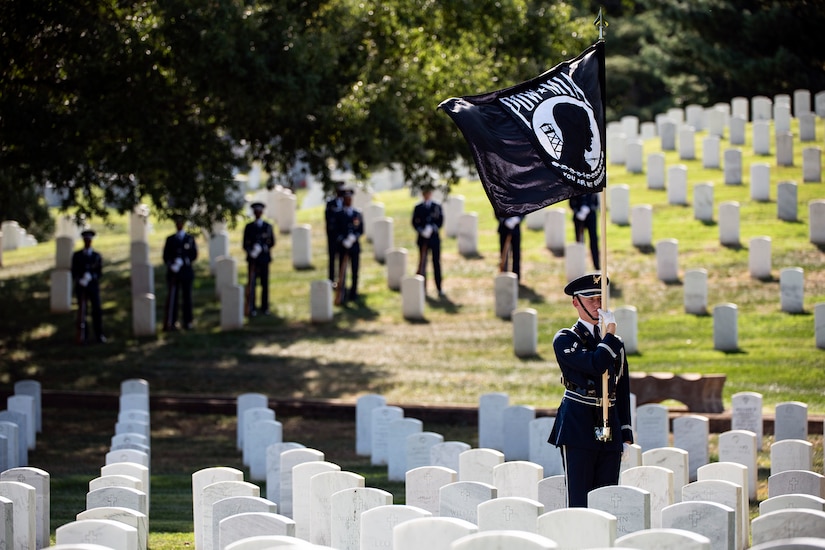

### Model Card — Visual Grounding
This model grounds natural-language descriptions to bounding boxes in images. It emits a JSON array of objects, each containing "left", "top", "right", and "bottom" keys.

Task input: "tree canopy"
[{"left": 2, "top": 0, "right": 823, "bottom": 235}]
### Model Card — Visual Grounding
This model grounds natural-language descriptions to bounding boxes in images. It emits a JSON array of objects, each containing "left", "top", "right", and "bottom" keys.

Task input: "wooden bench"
[{"left": 630, "top": 372, "right": 726, "bottom": 413}]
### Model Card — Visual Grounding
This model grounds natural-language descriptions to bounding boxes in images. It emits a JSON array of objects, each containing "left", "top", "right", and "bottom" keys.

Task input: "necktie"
[{"left": 594, "top": 325, "right": 601, "bottom": 340}]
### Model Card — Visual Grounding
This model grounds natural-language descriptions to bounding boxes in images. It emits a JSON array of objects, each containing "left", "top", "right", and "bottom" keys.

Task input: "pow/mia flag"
[{"left": 438, "top": 41, "right": 606, "bottom": 218}]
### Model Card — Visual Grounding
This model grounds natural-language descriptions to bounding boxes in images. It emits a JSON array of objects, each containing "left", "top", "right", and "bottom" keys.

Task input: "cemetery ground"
[{"left": 1, "top": 116, "right": 825, "bottom": 546}]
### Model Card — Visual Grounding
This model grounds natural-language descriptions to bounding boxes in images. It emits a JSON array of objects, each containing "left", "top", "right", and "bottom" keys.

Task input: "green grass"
[{"left": 1, "top": 116, "right": 824, "bottom": 547}]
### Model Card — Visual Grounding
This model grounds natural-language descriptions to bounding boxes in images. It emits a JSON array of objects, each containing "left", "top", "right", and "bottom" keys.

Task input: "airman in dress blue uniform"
[
  {"left": 243, "top": 202, "right": 275, "bottom": 316},
  {"left": 162, "top": 214, "right": 198, "bottom": 330},
  {"left": 497, "top": 215, "right": 522, "bottom": 279},
  {"left": 548, "top": 272, "right": 633, "bottom": 507},
  {"left": 332, "top": 187, "right": 363, "bottom": 302},
  {"left": 412, "top": 185, "right": 445, "bottom": 297},
  {"left": 570, "top": 193, "right": 600, "bottom": 269},
  {"left": 71, "top": 229, "right": 106, "bottom": 343}
]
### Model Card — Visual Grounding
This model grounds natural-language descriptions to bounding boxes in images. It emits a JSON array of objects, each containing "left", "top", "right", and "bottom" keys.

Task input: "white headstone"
[
  {"left": 329, "top": 486, "right": 390, "bottom": 550},
  {"left": 308, "top": 470, "right": 365, "bottom": 546},
  {"left": 780, "top": 267, "right": 805, "bottom": 313},
  {"left": 626, "top": 140, "right": 644, "bottom": 173},
  {"left": 537, "top": 507, "right": 617, "bottom": 548},
  {"left": 751, "top": 162, "right": 771, "bottom": 202},
  {"left": 527, "top": 417, "right": 561, "bottom": 477},
  {"left": 356, "top": 394, "right": 386, "bottom": 457},
  {"left": 631, "top": 205, "right": 653, "bottom": 248},
  {"left": 635, "top": 404, "right": 669, "bottom": 452},
  {"left": 406, "top": 432, "right": 444, "bottom": 472},
  {"left": 439, "top": 481, "right": 497, "bottom": 524},
  {"left": 265, "top": 441, "right": 305, "bottom": 506},
  {"left": 537, "top": 475, "right": 567, "bottom": 512},
  {"left": 405, "top": 466, "right": 457, "bottom": 515},
  {"left": 494, "top": 272, "right": 518, "bottom": 319},
  {"left": 392, "top": 516, "right": 477, "bottom": 550},
  {"left": 208, "top": 231, "right": 230, "bottom": 275},
  {"left": 768, "top": 470, "right": 825, "bottom": 499},
  {"left": 280, "top": 448, "right": 325, "bottom": 518},
  {"left": 192, "top": 469, "right": 245, "bottom": 548},
  {"left": 660, "top": 120, "right": 677, "bottom": 151},
  {"left": 443, "top": 195, "right": 464, "bottom": 238},
  {"left": 729, "top": 115, "right": 746, "bottom": 145},
  {"left": 673, "top": 415, "right": 709, "bottom": 482},
  {"left": 478, "top": 392, "right": 509, "bottom": 451},
  {"left": 544, "top": 208, "right": 566, "bottom": 254},
  {"left": 697, "top": 462, "right": 749, "bottom": 546},
  {"left": 431, "top": 441, "right": 471, "bottom": 472},
  {"left": 719, "top": 201, "right": 740, "bottom": 247},
  {"left": 360, "top": 505, "right": 431, "bottom": 550},
  {"left": 682, "top": 479, "right": 743, "bottom": 550},
  {"left": 803, "top": 147, "right": 821, "bottom": 182},
  {"left": 667, "top": 165, "right": 688, "bottom": 205},
  {"left": 703, "top": 136, "right": 721, "bottom": 168},
  {"left": 292, "top": 460, "right": 340, "bottom": 540},
  {"left": 749, "top": 236, "right": 772, "bottom": 280},
  {"left": 656, "top": 239, "right": 679, "bottom": 283},
  {"left": 215, "top": 256, "right": 238, "bottom": 299},
  {"left": 55, "top": 518, "right": 138, "bottom": 550},
  {"left": 132, "top": 293, "right": 156, "bottom": 337},
  {"left": 589, "top": 484, "right": 651, "bottom": 538},
  {"left": 459, "top": 448, "right": 504, "bottom": 485},
  {"left": 401, "top": 275, "right": 426, "bottom": 321},
  {"left": 776, "top": 132, "right": 794, "bottom": 166},
  {"left": 648, "top": 153, "right": 666, "bottom": 189},
  {"left": 291, "top": 224, "right": 312, "bottom": 269},
  {"left": 492, "top": 459, "right": 543, "bottom": 500},
  {"left": 777, "top": 181, "right": 798, "bottom": 221},
  {"left": 753, "top": 120, "right": 771, "bottom": 155},
  {"left": 513, "top": 307, "right": 538, "bottom": 358},
  {"left": 731, "top": 392, "right": 763, "bottom": 450},
  {"left": 502, "top": 405, "right": 535, "bottom": 461},
  {"left": 751, "top": 508, "right": 825, "bottom": 546},
  {"left": 620, "top": 465, "right": 675, "bottom": 529},
  {"left": 719, "top": 430, "right": 758, "bottom": 500},
  {"left": 50, "top": 269, "right": 73, "bottom": 313},
  {"left": 610, "top": 184, "right": 630, "bottom": 226},
  {"left": 370, "top": 405, "right": 404, "bottom": 466},
  {"left": 457, "top": 213, "right": 478, "bottom": 257},
  {"left": 387, "top": 417, "right": 423, "bottom": 481},
  {"left": 477, "top": 496, "right": 544, "bottom": 534},
  {"left": 724, "top": 149, "right": 743, "bottom": 185},
  {"left": 372, "top": 217, "right": 393, "bottom": 263},
  {"left": 684, "top": 268, "right": 708, "bottom": 315},
  {"left": 644, "top": 447, "right": 689, "bottom": 502},
  {"left": 386, "top": 247, "right": 407, "bottom": 290},
  {"left": 615, "top": 305, "right": 638, "bottom": 355},
  {"left": 713, "top": 303, "right": 738, "bottom": 352},
  {"left": 220, "top": 284, "right": 245, "bottom": 330},
  {"left": 661, "top": 501, "right": 735, "bottom": 550},
  {"left": 679, "top": 126, "right": 696, "bottom": 160},
  {"left": 800, "top": 113, "right": 817, "bottom": 142},
  {"left": 775, "top": 401, "right": 809, "bottom": 441},
  {"left": 309, "top": 279, "right": 333, "bottom": 323}
]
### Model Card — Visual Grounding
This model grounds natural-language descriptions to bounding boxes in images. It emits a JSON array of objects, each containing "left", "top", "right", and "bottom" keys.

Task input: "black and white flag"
[{"left": 439, "top": 41, "right": 606, "bottom": 218}]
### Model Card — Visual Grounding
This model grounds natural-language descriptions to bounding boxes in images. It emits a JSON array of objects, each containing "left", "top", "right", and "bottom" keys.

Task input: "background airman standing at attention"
[
  {"left": 243, "top": 201, "right": 275, "bottom": 316},
  {"left": 412, "top": 185, "right": 445, "bottom": 297}
]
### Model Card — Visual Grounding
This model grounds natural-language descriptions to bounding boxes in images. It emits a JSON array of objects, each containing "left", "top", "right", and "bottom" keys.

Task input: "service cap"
[{"left": 564, "top": 272, "right": 609, "bottom": 297}]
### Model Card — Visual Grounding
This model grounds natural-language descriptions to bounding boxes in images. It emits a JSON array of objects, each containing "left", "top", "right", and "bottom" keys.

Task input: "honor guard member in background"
[
  {"left": 547, "top": 273, "right": 633, "bottom": 507},
  {"left": 325, "top": 182, "right": 345, "bottom": 282},
  {"left": 570, "top": 192, "right": 600, "bottom": 269},
  {"left": 333, "top": 187, "right": 363, "bottom": 303},
  {"left": 243, "top": 201, "right": 275, "bottom": 316},
  {"left": 71, "top": 229, "right": 106, "bottom": 343},
  {"left": 497, "top": 215, "right": 522, "bottom": 280},
  {"left": 411, "top": 184, "right": 445, "bottom": 297},
  {"left": 162, "top": 214, "right": 198, "bottom": 330}
]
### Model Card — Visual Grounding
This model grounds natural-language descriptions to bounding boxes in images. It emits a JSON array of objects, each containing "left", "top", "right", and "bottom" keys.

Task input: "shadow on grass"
[{"left": 0, "top": 261, "right": 394, "bottom": 401}]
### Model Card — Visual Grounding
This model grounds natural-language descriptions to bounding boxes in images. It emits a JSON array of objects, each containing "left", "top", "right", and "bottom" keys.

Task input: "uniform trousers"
[{"left": 561, "top": 444, "right": 621, "bottom": 507}]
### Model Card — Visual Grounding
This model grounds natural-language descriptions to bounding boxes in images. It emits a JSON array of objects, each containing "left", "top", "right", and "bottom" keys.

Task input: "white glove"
[
  {"left": 598, "top": 308, "right": 616, "bottom": 329},
  {"left": 250, "top": 243, "right": 262, "bottom": 259},
  {"left": 79, "top": 272, "right": 92, "bottom": 287},
  {"left": 343, "top": 233, "right": 355, "bottom": 249},
  {"left": 171, "top": 257, "right": 183, "bottom": 273},
  {"left": 420, "top": 224, "right": 433, "bottom": 239},
  {"left": 622, "top": 442, "right": 631, "bottom": 460},
  {"left": 504, "top": 216, "right": 520, "bottom": 230},
  {"left": 576, "top": 205, "right": 591, "bottom": 221}
]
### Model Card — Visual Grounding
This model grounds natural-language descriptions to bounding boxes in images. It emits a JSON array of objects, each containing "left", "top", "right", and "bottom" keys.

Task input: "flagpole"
[{"left": 594, "top": 8, "right": 612, "bottom": 443}]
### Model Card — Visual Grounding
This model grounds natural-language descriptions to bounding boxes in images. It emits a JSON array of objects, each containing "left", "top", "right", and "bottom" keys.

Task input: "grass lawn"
[{"left": 1, "top": 115, "right": 824, "bottom": 546}]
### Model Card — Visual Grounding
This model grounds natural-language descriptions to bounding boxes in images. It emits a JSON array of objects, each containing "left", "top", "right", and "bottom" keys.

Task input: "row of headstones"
[
  {"left": 0, "top": 378, "right": 152, "bottom": 549},
  {"left": 607, "top": 90, "right": 824, "bottom": 146},
  {"left": 0, "top": 221, "right": 38, "bottom": 252},
  {"left": 608, "top": 178, "right": 824, "bottom": 239},
  {"left": 203, "top": 392, "right": 825, "bottom": 549},
  {"left": 614, "top": 118, "right": 823, "bottom": 179},
  {"left": 53, "top": 378, "right": 153, "bottom": 549}
]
